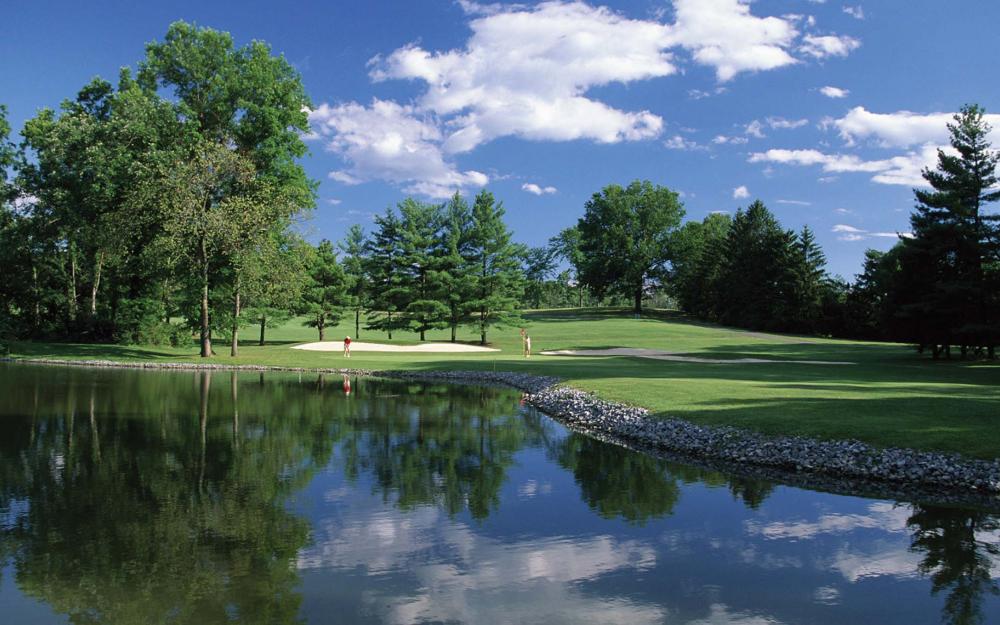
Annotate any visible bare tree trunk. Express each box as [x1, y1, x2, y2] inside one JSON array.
[[90, 249, 104, 317], [200, 235, 211, 358], [318, 314, 325, 341], [355, 309, 360, 339], [259, 314, 266, 346], [480, 310, 486, 345], [634, 287, 642, 315], [451, 320, 457, 343]]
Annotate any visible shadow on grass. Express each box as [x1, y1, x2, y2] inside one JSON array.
[[9, 341, 184, 360]]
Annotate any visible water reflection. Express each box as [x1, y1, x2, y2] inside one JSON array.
[[0, 363, 997, 624]]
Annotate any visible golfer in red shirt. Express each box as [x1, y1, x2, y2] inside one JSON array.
[[344, 336, 352, 358]]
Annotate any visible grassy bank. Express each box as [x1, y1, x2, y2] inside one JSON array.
[[8, 308, 1000, 459]]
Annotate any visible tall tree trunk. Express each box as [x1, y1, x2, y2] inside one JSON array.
[[387, 310, 392, 340], [318, 314, 325, 341], [451, 320, 457, 343], [90, 249, 104, 317], [230, 280, 240, 357], [199, 236, 211, 357], [578, 284, 583, 308], [634, 287, 642, 315], [355, 309, 360, 339], [480, 309, 486, 345], [259, 314, 266, 346]]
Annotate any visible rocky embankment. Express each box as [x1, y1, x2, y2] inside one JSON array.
[[6, 358, 999, 504]]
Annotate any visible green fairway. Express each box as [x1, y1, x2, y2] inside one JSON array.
[[9, 308, 1000, 459]]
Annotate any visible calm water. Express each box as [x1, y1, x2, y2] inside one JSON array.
[[0, 364, 997, 625]]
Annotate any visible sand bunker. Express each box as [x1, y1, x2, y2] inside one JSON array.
[[539, 347, 854, 365], [293, 341, 499, 353]]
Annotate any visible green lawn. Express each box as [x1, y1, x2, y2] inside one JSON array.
[[9, 308, 1000, 459]]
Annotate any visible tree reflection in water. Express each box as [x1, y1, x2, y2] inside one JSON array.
[[0, 364, 997, 625], [908, 506, 1000, 625]]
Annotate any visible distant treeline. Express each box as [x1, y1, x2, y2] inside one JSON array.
[[0, 22, 996, 359]]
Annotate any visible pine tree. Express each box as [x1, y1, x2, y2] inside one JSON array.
[[466, 190, 524, 345], [788, 225, 828, 332], [716, 200, 797, 330], [438, 192, 475, 342], [397, 198, 448, 340], [898, 104, 1000, 358], [339, 224, 368, 339], [364, 207, 407, 339], [301, 240, 348, 341]]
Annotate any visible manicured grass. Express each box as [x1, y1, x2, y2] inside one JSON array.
[[9, 308, 1000, 459]]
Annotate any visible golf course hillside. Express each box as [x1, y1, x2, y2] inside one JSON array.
[[11, 307, 1000, 459]]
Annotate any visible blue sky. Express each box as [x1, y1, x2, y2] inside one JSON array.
[[3, 0, 999, 278]]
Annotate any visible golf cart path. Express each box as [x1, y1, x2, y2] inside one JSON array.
[[539, 347, 854, 365], [293, 341, 499, 353]]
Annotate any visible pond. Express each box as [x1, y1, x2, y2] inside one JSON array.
[[0, 363, 997, 625]]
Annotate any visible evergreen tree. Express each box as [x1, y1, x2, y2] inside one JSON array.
[[364, 207, 407, 339], [671, 213, 731, 319], [466, 190, 524, 345], [716, 200, 798, 330], [787, 225, 828, 332], [301, 240, 348, 341], [339, 224, 368, 339], [397, 198, 448, 340], [438, 192, 475, 341], [898, 104, 1000, 358]]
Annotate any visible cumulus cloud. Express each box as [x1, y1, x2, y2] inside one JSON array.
[[664, 134, 707, 150], [748, 144, 943, 187], [522, 182, 558, 195], [800, 34, 861, 58], [833, 106, 1000, 148], [733, 185, 750, 199], [310, 1, 860, 196], [833, 224, 910, 241], [843, 5, 865, 20], [372, 1, 673, 153], [766, 116, 809, 129], [714, 134, 749, 145], [819, 85, 849, 98]]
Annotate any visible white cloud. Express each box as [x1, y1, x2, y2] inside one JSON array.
[[819, 85, 849, 98], [775, 199, 811, 205], [714, 134, 749, 145], [748, 144, 942, 187], [800, 34, 861, 58], [843, 5, 865, 20], [744, 120, 767, 138], [664, 134, 706, 150], [308, 100, 488, 199], [833, 223, 909, 241], [733, 185, 750, 199], [326, 198, 343, 205], [372, 2, 673, 154], [667, 0, 801, 82], [310, 1, 860, 196], [522, 182, 558, 195], [686, 603, 784, 625], [833, 106, 1000, 148], [766, 116, 809, 129]]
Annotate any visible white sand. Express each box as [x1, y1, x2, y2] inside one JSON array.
[[292, 341, 499, 353], [539, 347, 854, 365]]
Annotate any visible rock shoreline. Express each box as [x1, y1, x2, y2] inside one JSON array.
[[5, 357, 999, 506]]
